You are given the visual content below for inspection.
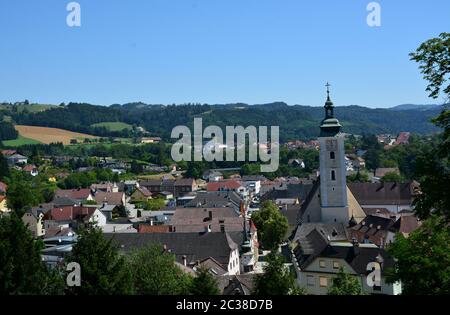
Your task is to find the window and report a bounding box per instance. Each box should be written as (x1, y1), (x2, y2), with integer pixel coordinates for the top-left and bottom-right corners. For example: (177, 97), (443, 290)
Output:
(330, 151), (335, 159)
(331, 170), (336, 181)
(373, 285), (382, 291)
(319, 260), (326, 268)
(307, 275), (315, 286)
(319, 277), (328, 287)
(333, 261), (339, 269)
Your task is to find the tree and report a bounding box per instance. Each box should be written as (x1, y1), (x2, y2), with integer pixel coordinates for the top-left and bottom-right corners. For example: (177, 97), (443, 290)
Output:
(364, 149), (381, 171)
(6, 179), (40, 215)
(65, 226), (132, 295)
(381, 172), (404, 183)
(127, 244), (192, 295)
(409, 33), (450, 220)
(328, 267), (364, 295)
(144, 197), (166, 211)
(347, 170), (369, 183)
(410, 32), (450, 100)
(0, 212), (65, 295)
(190, 266), (220, 295)
(253, 252), (301, 295)
(387, 216), (450, 295)
(0, 153), (9, 180)
(251, 201), (288, 250)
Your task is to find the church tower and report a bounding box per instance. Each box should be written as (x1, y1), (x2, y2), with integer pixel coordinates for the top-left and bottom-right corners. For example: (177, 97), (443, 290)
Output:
(318, 83), (349, 223)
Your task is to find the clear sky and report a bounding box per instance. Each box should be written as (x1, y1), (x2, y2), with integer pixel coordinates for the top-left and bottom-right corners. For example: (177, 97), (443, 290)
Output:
(0, 0), (449, 107)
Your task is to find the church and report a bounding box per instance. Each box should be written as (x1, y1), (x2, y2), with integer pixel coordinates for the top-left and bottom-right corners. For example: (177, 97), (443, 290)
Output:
(299, 84), (366, 226)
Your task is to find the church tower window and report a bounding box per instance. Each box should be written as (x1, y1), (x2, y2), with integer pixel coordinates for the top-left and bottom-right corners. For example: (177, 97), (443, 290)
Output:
(331, 170), (336, 181)
(330, 151), (335, 159)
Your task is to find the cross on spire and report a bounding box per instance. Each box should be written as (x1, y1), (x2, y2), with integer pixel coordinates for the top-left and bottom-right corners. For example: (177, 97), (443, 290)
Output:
(326, 82), (331, 99)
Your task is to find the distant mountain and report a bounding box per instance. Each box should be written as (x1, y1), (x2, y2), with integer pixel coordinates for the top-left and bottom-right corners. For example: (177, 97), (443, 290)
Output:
(4, 102), (444, 142)
(388, 104), (445, 111)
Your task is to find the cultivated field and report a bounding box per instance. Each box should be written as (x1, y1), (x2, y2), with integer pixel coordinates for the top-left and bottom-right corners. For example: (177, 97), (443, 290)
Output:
(14, 125), (98, 145)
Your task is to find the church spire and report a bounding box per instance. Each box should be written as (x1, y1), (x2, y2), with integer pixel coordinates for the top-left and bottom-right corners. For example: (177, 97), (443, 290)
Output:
(324, 82), (334, 118)
(320, 82), (342, 137)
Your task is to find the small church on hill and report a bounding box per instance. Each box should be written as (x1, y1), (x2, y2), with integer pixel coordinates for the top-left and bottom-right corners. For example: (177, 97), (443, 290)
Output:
(299, 84), (366, 225)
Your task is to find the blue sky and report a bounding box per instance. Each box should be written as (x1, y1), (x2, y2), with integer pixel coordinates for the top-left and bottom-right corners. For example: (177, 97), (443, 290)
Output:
(0, 0), (449, 107)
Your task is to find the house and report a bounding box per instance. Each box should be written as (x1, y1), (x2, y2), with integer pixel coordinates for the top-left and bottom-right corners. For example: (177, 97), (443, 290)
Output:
(153, 191), (174, 200)
(140, 137), (162, 144)
(292, 228), (402, 295)
(94, 191), (126, 206)
(185, 191), (244, 214)
(22, 209), (46, 237)
(288, 159), (305, 169)
(1, 149), (17, 157)
(7, 153), (28, 165)
(98, 203), (118, 221)
(55, 188), (94, 203)
(0, 181), (7, 194)
(169, 207), (244, 233)
(105, 232), (241, 275)
(352, 157), (366, 169)
(260, 183), (313, 206)
(348, 182), (418, 213)
(123, 180), (139, 194)
(373, 167), (400, 181)
(217, 274), (256, 295)
(45, 205), (106, 227)
(0, 195), (10, 213)
(203, 170), (224, 182)
(23, 164), (38, 176)
(90, 182), (119, 193)
(241, 175), (266, 195)
(140, 178), (198, 197)
(207, 180), (247, 197)
(347, 215), (397, 247)
(130, 186), (153, 202)
(280, 204), (302, 236)
(394, 132), (411, 145)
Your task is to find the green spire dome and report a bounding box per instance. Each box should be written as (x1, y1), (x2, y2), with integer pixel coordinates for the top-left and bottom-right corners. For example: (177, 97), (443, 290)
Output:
(320, 82), (342, 137)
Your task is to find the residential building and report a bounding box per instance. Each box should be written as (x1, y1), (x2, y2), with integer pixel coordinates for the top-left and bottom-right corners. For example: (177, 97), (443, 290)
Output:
(105, 232), (241, 275)
(292, 228), (402, 295)
(140, 178), (197, 197)
(22, 209), (46, 237)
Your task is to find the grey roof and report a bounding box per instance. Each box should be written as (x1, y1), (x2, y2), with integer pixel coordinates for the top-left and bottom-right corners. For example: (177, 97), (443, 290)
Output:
(53, 196), (78, 207)
(291, 222), (349, 243)
(105, 232), (238, 268)
(348, 182), (417, 205)
(293, 228), (396, 275)
(185, 191), (243, 210)
(218, 274), (256, 295)
(261, 183), (313, 203)
(280, 204), (302, 227)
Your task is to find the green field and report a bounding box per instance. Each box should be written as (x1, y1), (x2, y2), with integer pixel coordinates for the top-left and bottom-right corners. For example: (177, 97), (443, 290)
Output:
(91, 122), (133, 131)
(2, 135), (42, 147)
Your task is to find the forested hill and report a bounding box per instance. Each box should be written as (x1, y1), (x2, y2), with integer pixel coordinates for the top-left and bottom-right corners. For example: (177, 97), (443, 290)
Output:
(7, 102), (444, 142)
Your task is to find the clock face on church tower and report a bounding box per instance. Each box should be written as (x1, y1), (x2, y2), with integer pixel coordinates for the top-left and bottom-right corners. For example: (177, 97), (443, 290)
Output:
(325, 139), (337, 151)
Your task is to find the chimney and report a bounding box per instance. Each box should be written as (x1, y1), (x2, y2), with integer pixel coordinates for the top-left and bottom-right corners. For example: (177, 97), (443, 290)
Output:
(150, 219), (154, 226)
(182, 255), (187, 267)
(113, 226), (116, 233)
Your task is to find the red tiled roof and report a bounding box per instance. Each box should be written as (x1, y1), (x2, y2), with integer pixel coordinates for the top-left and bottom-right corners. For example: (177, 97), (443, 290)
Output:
(207, 180), (242, 191)
(0, 182), (8, 193)
(23, 164), (37, 172)
(1, 150), (16, 156)
(49, 206), (95, 221)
